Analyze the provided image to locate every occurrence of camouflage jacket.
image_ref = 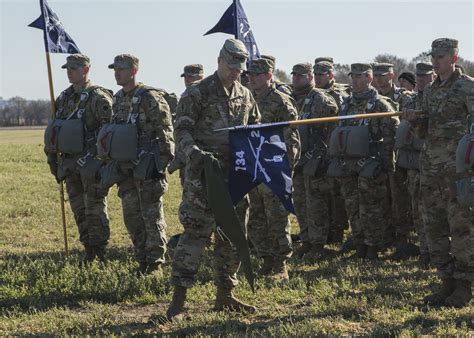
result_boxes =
[175,71,260,161]
[254,83,300,166]
[298,88,339,157]
[379,84,413,110]
[413,69,474,172]
[112,83,175,168]
[339,87,399,170]
[55,80,112,134]
[321,80,350,109]
[292,82,315,114]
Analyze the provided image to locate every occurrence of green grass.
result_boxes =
[0,129,472,335]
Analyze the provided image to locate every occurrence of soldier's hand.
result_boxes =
[402,108,418,121]
[189,147,214,166]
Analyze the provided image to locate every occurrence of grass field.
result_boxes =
[0,128,472,335]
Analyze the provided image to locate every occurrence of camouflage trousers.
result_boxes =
[337,174,389,247]
[65,171,110,250]
[302,175,332,246]
[389,167,414,243]
[247,184,292,259]
[171,161,248,290]
[420,169,473,282]
[406,169,428,255]
[117,176,168,265]
[292,170,308,242]
[329,178,349,239]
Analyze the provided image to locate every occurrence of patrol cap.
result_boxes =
[313,61,334,74]
[291,62,312,75]
[219,38,249,70]
[398,72,416,86]
[261,55,276,69]
[373,63,394,75]
[180,64,204,77]
[314,57,334,64]
[428,38,459,56]
[348,63,372,75]
[248,58,274,74]
[108,54,139,69]
[61,54,90,69]
[416,62,434,75]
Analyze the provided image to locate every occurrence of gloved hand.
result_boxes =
[189,147,214,166]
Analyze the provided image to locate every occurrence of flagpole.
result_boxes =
[45,51,69,257]
[214,111,423,132]
[288,111,406,126]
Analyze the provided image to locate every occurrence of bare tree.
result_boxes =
[274,68,291,84]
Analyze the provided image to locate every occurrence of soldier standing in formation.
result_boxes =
[405,38,473,308]
[166,39,260,321]
[395,62,435,263]
[327,63,398,260]
[45,54,112,262]
[293,62,340,260]
[108,54,175,274]
[313,59,350,245]
[246,57,299,281]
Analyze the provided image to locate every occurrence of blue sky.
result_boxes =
[1,0,473,100]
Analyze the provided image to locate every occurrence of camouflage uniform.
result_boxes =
[111,69,174,268]
[45,55,112,257]
[398,92,428,254]
[374,63,414,246]
[171,69,260,289]
[314,61,351,244]
[290,63,315,246]
[246,65,299,263]
[412,59,474,287]
[296,87,339,250]
[328,64,398,255]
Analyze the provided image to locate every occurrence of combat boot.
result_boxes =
[418,252,431,269]
[445,279,472,308]
[304,244,325,261]
[83,246,95,263]
[259,256,274,276]
[340,236,354,253]
[93,246,106,262]
[424,278,456,306]
[165,286,187,321]
[389,242,420,261]
[294,242,312,259]
[213,287,256,313]
[146,262,163,276]
[270,258,289,282]
[365,246,379,260]
[327,229,344,245]
[346,244,367,260]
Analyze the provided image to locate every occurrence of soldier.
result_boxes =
[372,62,414,252]
[166,39,260,321]
[393,62,435,263]
[45,54,112,262]
[246,57,299,280]
[404,38,473,308]
[294,65,340,260]
[290,62,316,257]
[181,64,204,89]
[313,60,351,245]
[327,63,399,260]
[107,54,174,274]
[398,71,416,91]
[168,64,205,179]
[261,55,293,96]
